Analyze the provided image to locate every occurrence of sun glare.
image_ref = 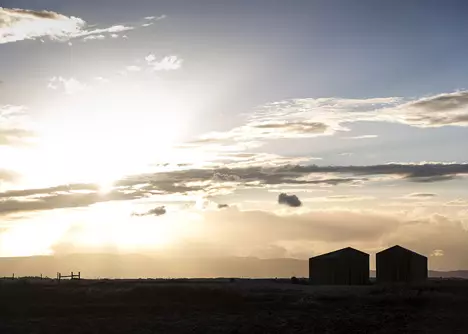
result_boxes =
[19,84,186,189]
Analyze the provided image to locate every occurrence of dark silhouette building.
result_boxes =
[309,247,370,285]
[376,245,428,283]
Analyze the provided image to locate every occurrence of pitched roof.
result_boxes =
[376,245,427,258]
[309,247,369,260]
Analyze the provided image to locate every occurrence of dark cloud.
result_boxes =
[141,163,467,187]
[282,163,468,182]
[0,188,147,215]
[408,175,458,183]
[407,193,437,198]
[1,162,467,215]
[132,206,166,217]
[218,204,229,209]
[0,8,62,21]
[399,91,468,126]
[278,193,302,207]
[411,91,468,112]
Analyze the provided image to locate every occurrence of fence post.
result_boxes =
[78,272,81,280]
[12,273,14,280]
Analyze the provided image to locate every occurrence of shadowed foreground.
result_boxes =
[1,279,467,333]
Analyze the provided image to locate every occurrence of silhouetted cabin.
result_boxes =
[376,245,428,284]
[309,247,370,285]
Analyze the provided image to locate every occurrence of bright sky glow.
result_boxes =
[1,0,468,271]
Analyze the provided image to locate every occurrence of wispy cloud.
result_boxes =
[0,105,34,146]
[445,199,468,207]
[430,249,445,257]
[261,91,468,132]
[47,77,86,95]
[74,24,134,39]
[1,7,166,45]
[305,195,376,202]
[145,55,183,71]
[82,34,105,42]
[0,169,19,185]
[125,65,142,72]
[343,135,378,140]
[184,91,468,157]
[144,15,166,21]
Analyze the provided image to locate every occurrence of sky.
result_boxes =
[1,0,468,272]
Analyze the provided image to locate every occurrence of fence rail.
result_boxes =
[0,274,44,280]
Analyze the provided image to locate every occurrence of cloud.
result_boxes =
[404,193,437,199]
[146,55,183,71]
[48,77,86,95]
[1,162,467,215]
[431,249,444,257]
[0,128,34,145]
[0,185,146,215]
[305,195,375,202]
[198,208,468,270]
[0,105,34,146]
[187,91,468,151]
[74,24,134,39]
[277,91,468,130]
[94,76,110,83]
[0,7,85,44]
[82,34,105,42]
[252,121,328,134]
[125,65,142,72]
[445,199,468,207]
[0,169,19,184]
[401,91,468,126]
[278,193,302,207]
[144,15,166,21]
[145,54,156,62]
[132,206,166,217]
[343,135,378,140]
[1,7,165,45]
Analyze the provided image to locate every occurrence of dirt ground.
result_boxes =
[0,278,467,333]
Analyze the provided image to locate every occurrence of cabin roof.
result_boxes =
[376,245,427,258]
[309,247,369,260]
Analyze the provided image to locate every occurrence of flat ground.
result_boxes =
[1,278,467,333]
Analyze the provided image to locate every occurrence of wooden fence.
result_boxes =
[57,272,81,281]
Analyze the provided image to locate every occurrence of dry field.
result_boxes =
[0,278,467,333]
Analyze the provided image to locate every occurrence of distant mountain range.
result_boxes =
[0,254,467,279]
[369,270,468,279]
